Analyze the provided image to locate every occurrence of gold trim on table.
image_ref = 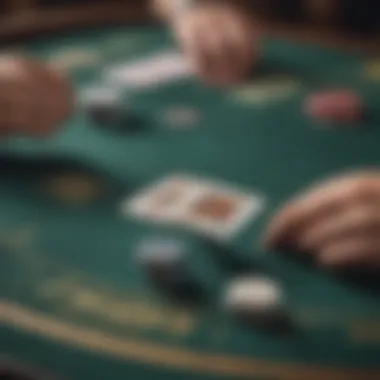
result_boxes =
[2,302,380,380]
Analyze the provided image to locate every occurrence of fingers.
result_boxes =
[263,185,344,249]
[263,175,380,249]
[175,15,204,77]
[319,237,380,267]
[176,10,226,84]
[175,5,255,86]
[221,12,255,84]
[0,57,32,134]
[299,204,380,251]
[263,172,380,269]
[0,55,73,137]
[202,22,230,84]
[30,60,64,133]
[20,58,57,136]
[29,61,73,136]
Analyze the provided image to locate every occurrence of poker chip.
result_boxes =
[137,236,187,272]
[305,88,364,124]
[136,236,202,303]
[160,106,200,129]
[81,86,132,128]
[223,275,286,325]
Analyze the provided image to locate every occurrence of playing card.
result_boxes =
[123,175,265,239]
[122,176,200,223]
[104,50,194,89]
[181,181,265,239]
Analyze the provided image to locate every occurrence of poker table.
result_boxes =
[1,21,380,380]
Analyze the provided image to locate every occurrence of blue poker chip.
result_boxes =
[136,236,188,271]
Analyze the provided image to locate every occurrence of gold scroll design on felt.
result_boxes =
[296,308,380,345]
[348,323,380,345]
[37,274,197,337]
[364,59,380,81]
[2,302,380,380]
[0,224,196,338]
[2,225,380,378]
[0,225,47,278]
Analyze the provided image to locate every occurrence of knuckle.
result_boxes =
[357,206,378,224]
[347,179,374,201]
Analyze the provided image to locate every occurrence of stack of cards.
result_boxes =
[122,175,265,240]
[104,50,194,89]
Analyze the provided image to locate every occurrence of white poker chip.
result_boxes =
[224,276,285,314]
[161,106,200,129]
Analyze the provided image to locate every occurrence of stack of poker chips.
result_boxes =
[136,235,291,331]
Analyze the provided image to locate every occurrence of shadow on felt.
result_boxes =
[280,247,380,297]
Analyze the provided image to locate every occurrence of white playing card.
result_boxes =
[104,50,194,88]
[181,180,266,240]
[122,175,200,223]
[122,175,265,240]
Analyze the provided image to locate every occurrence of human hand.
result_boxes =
[173,3,258,86]
[0,55,72,137]
[263,171,380,268]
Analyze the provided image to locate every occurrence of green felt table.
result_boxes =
[1,25,380,380]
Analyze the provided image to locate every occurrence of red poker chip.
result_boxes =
[305,89,364,124]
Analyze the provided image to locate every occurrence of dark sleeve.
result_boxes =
[227,0,380,35]
[338,0,380,35]
[225,0,306,22]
